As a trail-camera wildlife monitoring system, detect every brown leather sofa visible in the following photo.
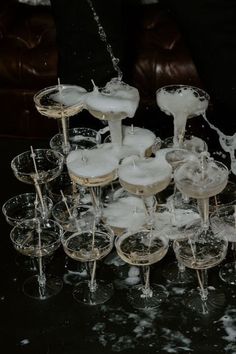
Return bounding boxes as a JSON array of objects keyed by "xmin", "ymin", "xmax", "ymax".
[
  {"xmin": 0, "ymin": 0, "xmax": 202, "ymax": 139},
  {"xmin": 0, "ymin": 0, "xmax": 58, "ymax": 138}
]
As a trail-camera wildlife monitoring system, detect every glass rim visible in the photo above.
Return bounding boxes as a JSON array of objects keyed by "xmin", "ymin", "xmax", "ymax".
[
  {"xmin": 62, "ymin": 226, "xmax": 114, "ymax": 253},
  {"xmin": 33, "ymin": 84, "xmax": 87, "ymax": 108},
  {"xmin": 155, "ymin": 84, "xmax": 210, "ymax": 101},
  {"xmin": 115, "ymin": 228, "xmax": 169, "ymax": 257},
  {"xmin": 2, "ymin": 192, "xmax": 52, "ymax": 213},
  {"xmin": 174, "ymin": 159, "xmax": 229, "ymax": 181},
  {"xmin": 11, "ymin": 148, "xmax": 64, "ymax": 175},
  {"xmin": 10, "ymin": 218, "xmax": 63, "ymax": 246}
]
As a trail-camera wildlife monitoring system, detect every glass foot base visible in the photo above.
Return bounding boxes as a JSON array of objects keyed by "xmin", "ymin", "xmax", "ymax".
[
  {"xmin": 162, "ymin": 261, "xmax": 195, "ymax": 284},
  {"xmin": 73, "ymin": 280, "xmax": 113, "ymax": 305},
  {"xmin": 127, "ymin": 284, "xmax": 168, "ymax": 309},
  {"xmin": 219, "ymin": 262, "xmax": 236, "ymax": 285},
  {"xmin": 23, "ymin": 274, "xmax": 63, "ymax": 300},
  {"xmin": 186, "ymin": 288, "xmax": 226, "ymax": 315}
]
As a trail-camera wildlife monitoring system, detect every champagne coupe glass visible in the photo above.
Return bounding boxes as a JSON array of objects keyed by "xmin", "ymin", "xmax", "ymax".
[
  {"xmin": 11, "ymin": 148, "xmax": 64, "ymax": 216},
  {"xmin": 173, "ymin": 156, "xmax": 229, "ymax": 314},
  {"xmin": 103, "ymin": 195, "xmax": 147, "ymax": 236},
  {"xmin": 49, "ymin": 126, "xmax": 101, "ymax": 210},
  {"xmin": 210, "ymin": 204, "xmax": 236, "ymax": 285},
  {"xmin": 49, "ymin": 127, "xmax": 101, "ymax": 155},
  {"xmin": 174, "ymin": 155, "xmax": 229, "ymax": 237},
  {"xmin": 104, "ymin": 124, "xmax": 159, "ymax": 158},
  {"xmin": 118, "ymin": 155, "xmax": 172, "ymax": 226},
  {"xmin": 10, "ymin": 218, "xmax": 63, "ymax": 299},
  {"xmin": 2, "ymin": 193, "xmax": 53, "ymax": 226},
  {"xmin": 52, "ymin": 197, "xmax": 92, "ymax": 233},
  {"xmin": 52, "ymin": 196, "xmax": 94, "ymax": 283},
  {"xmin": 115, "ymin": 228, "xmax": 169, "ymax": 309},
  {"xmin": 163, "ymin": 135, "xmax": 208, "ymax": 176},
  {"xmin": 162, "ymin": 135, "xmax": 208, "ymax": 156},
  {"xmin": 34, "ymin": 83, "xmax": 87, "ymax": 155},
  {"xmin": 46, "ymin": 171, "xmax": 75, "ymax": 203},
  {"xmin": 2, "ymin": 193, "xmax": 53, "ymax": 272},
  {"xmin": 121, "ymin": 125, "xmax": 160, "ymax": 157},
  {"xmin": 173, "ymin": 230, "xmax": 228, "ymax": 315},
  {"xmin": 118, "ymin": 156, "xmax": 172, "ymax": 199},
  {"xmin": 62, "ymin": 222, "xmax": 114, "ymax": 305},
  {"xmin": 66, "ymin": 146, "xmax": 119, "ymax": 221},
  {"xmin": 117, "ymin": 156, "xmax": 172, "ymax": 307},
  {"xmin": 155, "ymin": 202, "xmax": 199, "ymax": 285},
  {"xmin": 156, "ymin": 85, "xmax": 209, "ymax": 209},
  {"xmin": 85, "ymin": 78, "xmax": 139, "ymax": 146},
  {"xmin": 155, "ymin": 133, "xmax": 203, "ymax": 290},
  {"xmin": 155, "ymin": 142, "xmax": 202, "ymax": 285},
  {"xmin": 156, "ymin": 85, "xmax": 210, "ymax": 147}
]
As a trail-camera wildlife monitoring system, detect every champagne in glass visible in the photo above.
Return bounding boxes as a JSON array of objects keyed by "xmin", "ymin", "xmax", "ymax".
[
  {"xmin": 34, "ymin": 83, "xmax": 87, "ymax": 154},
  {"xmin": 11, "ymin": 148, "xmax": 64, "ymax": 218},
  {"xmin": 118, "ymin": 156, "xmax": 172, "ymax": 198},
  {"xmin": 156, "ymin": 85, "xmax": 209, "ymax": 147},
  {"xmin": 85, "ymin": 78, "xmax": 139, "ymax": 145},
  {"xmin": 66, "ymin": 146, "xmax": 119, "ymax": 188},
  {"xmin": 62, "ymin": 222, "xmax": 114, "ymax": 305},
  {"xmin": 115, "ymin": 228, "xmax": 169, "ymax": 309},
  {"xmin": 173, "ymin": 156, "xmax": 229, "ymax": 314},
  {"xmin": 173, "ymin": 231, "xmax": 228, "ymax": 315},
  {"xmin": 10, "ymin": 218, "xmax": 63, "ymax": 300}
]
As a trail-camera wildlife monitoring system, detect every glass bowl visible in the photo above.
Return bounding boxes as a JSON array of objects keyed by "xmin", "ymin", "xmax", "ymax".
[
  {"xmin": 2, "ymin": 193, "xmax": 53, "ymax": 226},
  {"xmin": 50, "ymin": 127, "xmax": 101, "ymax": 154}
]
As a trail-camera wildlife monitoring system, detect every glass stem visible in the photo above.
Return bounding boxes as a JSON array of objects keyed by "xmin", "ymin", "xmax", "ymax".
[
  {"xmin": 36, "ymin": 221, "xmax": 46, "ymax": 298},
  {"xmin": 34, "ymin": 179, "xmax": 46, "ymax": 218},
  {"xmin": 38, "ymin": 256, "xmax": 46, "ymax": 287},
  {"xmin": 196, "ymin": 269, "xmax": 208, "ymax": 302},
  {"xmin": 57, "ymin": 115, "xmax": 70, "ymax": 154},
  {"xmin": 57, "ymin": 114, "xmax": 69, "ymax": 134},
  {"xmin": 90, "ymin": 187, "xmax": 102, "ymax": 220},
  {"xmin": 173, "ymin": 113, "xmax": 187, "ymax": 147},
  {"xmin": 197, "ymin": 198, "xmax": 209, "ymax": 230},
  {"xmin": 143, "ymin": 196, "xmax": 156, "ymax": 227},
  {"xmin": 142, "ymin": 265, "xmax": 152, "ymax": 298},
  {"xmin": 89, "ymin": 261, "xmax": 97, "ymax": 293},
  {"xmin": 108, "ymin": 120, "xmax": 122, "ymax": 145}
]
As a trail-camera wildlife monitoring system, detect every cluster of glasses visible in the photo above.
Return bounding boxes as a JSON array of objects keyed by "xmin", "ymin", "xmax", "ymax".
[{"xmin": 2, "ymin": 82, "xmax": 236, "ymax": 316}]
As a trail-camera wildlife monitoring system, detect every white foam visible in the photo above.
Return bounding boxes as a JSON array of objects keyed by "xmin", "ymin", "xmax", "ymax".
[
  {"xmin": 156, "ymin": 86, "xmax": 209, "ymax": 146},
  {"xmin": 154, "ymin": 207, "xmax": 200, "ymax": 240},
  {"xmin": 118, "ymin": 156, "xmax": 172, "ymax": 186},
  {"xmin": 203, "ymin": 114, "xmax": 236, "ymax": 175},
  {"xmin": 66, "ymin": 147, "xmax": 119, "ymax": 178},
  {"xmin": 122, "ymin": 125, "xmax": 156, "ymax": 156},
  {"xmin": 174, "ymin": 158, "xmax": 228, "ymax": 198},
  {"xmin": 219, "ymin": 310, "xmax": 236, "ymax": 343},
  {"xmin": 103, "ymin": 196, "xmax": 147, "ymax": 230},
  {"xmin": 85, "ymin": 78, "xmax": 140, "ymax": 118},
  {"xmin": 51, "ymin": 85, "xmax": 87, "ymax": 106}
]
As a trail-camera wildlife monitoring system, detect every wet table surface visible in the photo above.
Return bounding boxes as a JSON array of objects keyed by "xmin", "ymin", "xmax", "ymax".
[{"xmin": 0, "ymin": 137, "xmax": 236, "ymax": 354}]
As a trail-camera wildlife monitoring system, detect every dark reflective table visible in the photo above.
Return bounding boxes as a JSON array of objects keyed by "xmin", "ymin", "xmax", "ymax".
[{"xmin": 1, "ymin": 137, "xmax": 236, "ymax": 354}]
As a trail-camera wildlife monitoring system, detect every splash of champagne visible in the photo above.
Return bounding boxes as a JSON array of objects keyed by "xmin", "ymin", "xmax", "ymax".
[{"xmin": 86, "ymin": 0, "xmax": 123, "ymax": 81}]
